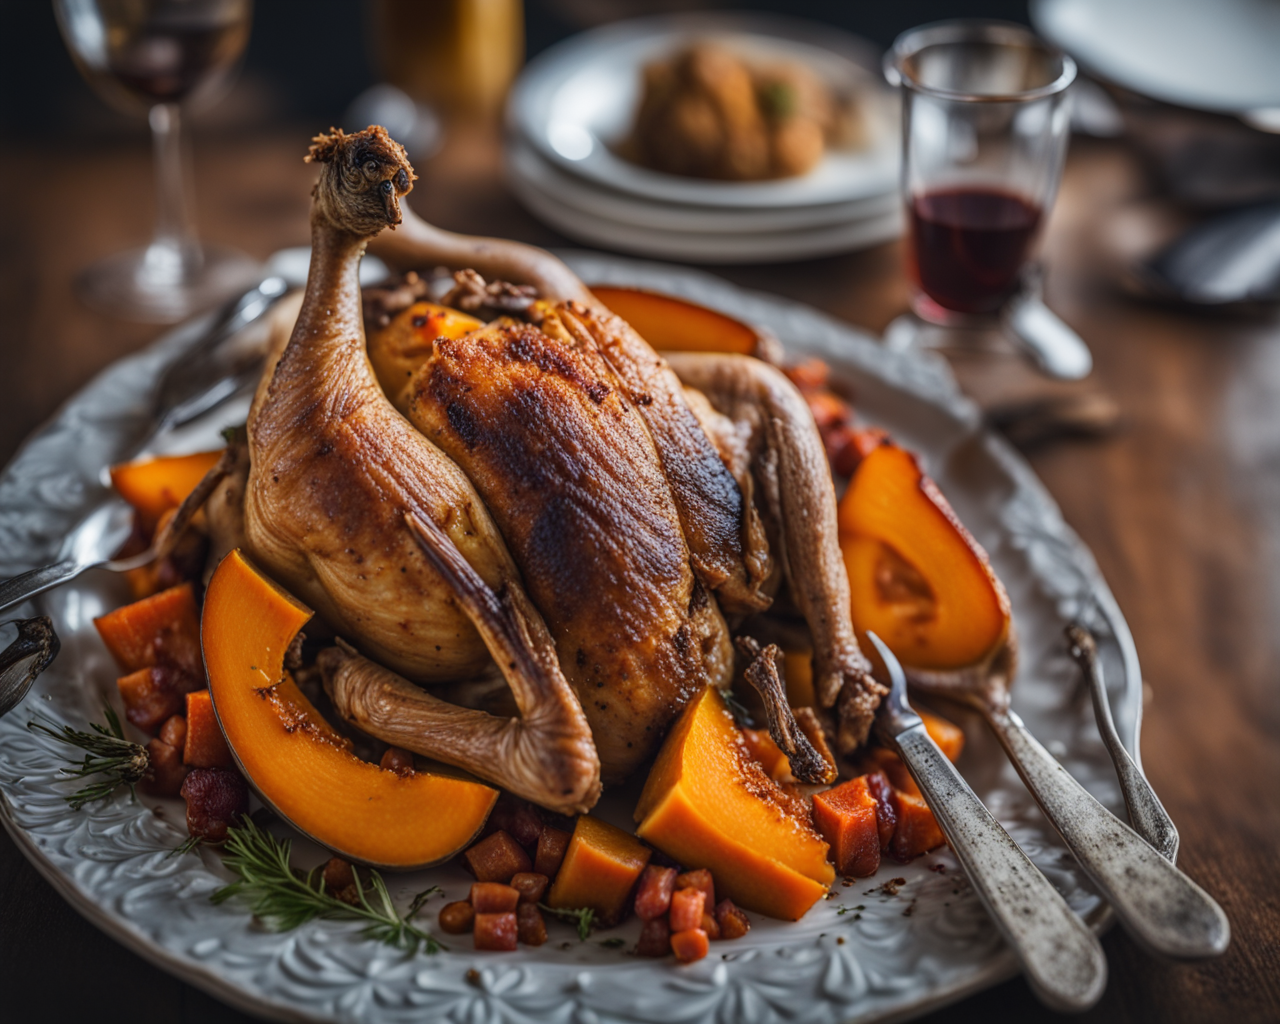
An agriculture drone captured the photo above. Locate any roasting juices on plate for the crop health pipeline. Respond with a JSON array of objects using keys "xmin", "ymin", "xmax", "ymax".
[{"xmin": 53, "ymin": 125, "xmax": 1013, "ymax": 964}]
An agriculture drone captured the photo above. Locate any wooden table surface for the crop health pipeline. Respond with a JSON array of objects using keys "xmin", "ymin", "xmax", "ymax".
[{"xmin": 1, "ymin": 123, "xmax": 1276, "ymax": 1024}]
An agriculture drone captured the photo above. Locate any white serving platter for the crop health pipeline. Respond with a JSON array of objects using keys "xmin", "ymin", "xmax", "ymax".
[{"xmin": 0, "ymin": 252, "xmax": 1147, "ymax": 1024}]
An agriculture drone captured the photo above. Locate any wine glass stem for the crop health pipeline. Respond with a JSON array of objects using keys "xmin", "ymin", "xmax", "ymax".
[{"xmin": 147, "ymin": 103, "xmax": 201, "ymax": 282}]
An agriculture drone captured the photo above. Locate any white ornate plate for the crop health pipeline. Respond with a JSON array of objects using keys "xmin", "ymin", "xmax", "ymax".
[{"xmin": 0, "ymin": 253, "xmax": 1147, "ymax": 1024}]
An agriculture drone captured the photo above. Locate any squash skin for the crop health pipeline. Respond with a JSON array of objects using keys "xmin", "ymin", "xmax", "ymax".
[
  {"xmin": 634, "ymin": 687, "xmax": 833, "ymax": 921},
  {"xmin": 838, "ymin": 443, "xmax": 1010, "ymax": 670},
  {"xmin": 202, "ymin": 549, "xmax": 498, "ymax": 869}
]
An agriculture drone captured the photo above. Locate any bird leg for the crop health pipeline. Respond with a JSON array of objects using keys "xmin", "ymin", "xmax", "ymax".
[
  {"xmin": 666, "ymin": 351, "xmax": 886, "ymax": 751},
  {"xmin": 734, "ymin": 636, "xmax": 835, "ymax": 784},
  {"xmin": 322, "ymin": 512, "xmax": 601, "ymax": 814}
]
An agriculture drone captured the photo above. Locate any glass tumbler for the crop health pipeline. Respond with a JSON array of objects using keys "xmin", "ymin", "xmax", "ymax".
[{"xmin": 885, "ymin": 21, "xmax": 1076, "ymax": 324}]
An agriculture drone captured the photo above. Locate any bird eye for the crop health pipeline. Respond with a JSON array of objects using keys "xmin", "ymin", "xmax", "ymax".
[
  {"xmin": 395, "ymin": 168, "xmax": 409, "ymax": 192},
  {"xmin": 380, "ymin": 180, "xmax": 394, "ymax": 196}
]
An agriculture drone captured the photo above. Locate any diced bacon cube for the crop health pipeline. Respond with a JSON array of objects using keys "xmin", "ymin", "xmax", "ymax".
[
  {"xmin": 671, "ymin": 928, "xmax": 710, "ymax": 963},
  {"xmin": 633, "ymin": 865, "xmax": 677, "ymax": 921},
  {"xmin": 516, "ymin": 903, "xmax": 547, "ymax": 946},
  {"xmin": 668, "ymin": 887, "xmax": 705, "ymax": 932},
  {"xmin": 464, "ymin": 830, "xmax": 532, "ymax": 882},
  {"xmin": 470, "ymin": 882, "xmax": 520, "ymax": 913},
  {"xmin": 634, "ymin": 917, "xmax": 671, "ymax": 958},
  {"xmin": 510, "ymin": 872, "xmax": 549, "ymax": 904},
  {"xmin": 534, "ymin": 824, "xmax": 571, "ymax": 878},
  {"xmin": 474, "ymin": 911, "xmax": 518, "ymax": 951},
  {"xmin": 675, "ymin": 868, "xmax": 715, "ymax": 907},
  {"xmin": 714, "ymin": 898, "xmax": 751, "ymax": 940}
]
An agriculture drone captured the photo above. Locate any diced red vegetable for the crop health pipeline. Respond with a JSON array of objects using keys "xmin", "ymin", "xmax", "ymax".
[
  {"xmin": 812, "ymin": 775, "xmax": 882, "ymax": 878},
  {"xmin": 379, "ymin": 747, "xmax": 415, "ymax": 775},
  {"xmin": 669, "ymin": 887, "xmax": 705, "ymax": 932},
  {"xmin": 158, "ymin": 714, "xmax": 187, "ymax": 750},
  {"xmin": 862, "ymin": 747, "xmax": 920, "ymax": 797},
  {"xmin": 634, "ymin": 917, "xmax": 672, "ymax": 958},
  {"xmin": 438, "ymin": 901, "xmax": 475, "ymax": 934},
  {"xmin": 470, "ymin": 882, "xmax": 520, "ymax": 913},
  {"xmin": 864, "ymin": 770, "xmax": 897, "ymax": 850},
  {"xmin": 139, "ymin": 738, "xmax": 187, "ymax": 797},
  {"xmin": 180, "ymin": 767, "xmax": 248, "ymax": 843},
  {"xmin": 117, "ymin": 665, "xmax": 202, "ymax": 734},
  {"xmin": 509, "ymin": 872, "xmax": 549, "ymax": 905},
  {"xmin": 671, "ymin": 928, "xmax": 710, "ymax": 963},
  {"xmin": 474, "ymin": 911, "xmax": 518, "ymax": 951},
  {"xmin": 675, "ymin": 868, "xmax": 715, "ymax": 908},
  {"xmin": 889, "ymin": 789, "xmax": 946, "ymax": 862},
  {"xmin": 806, "ymin": 391, "xmax": 852, "ymax": 432},
  {"xmin": 534, "ymin": 824, "xmax": 571, "ymax": 878},
  {"xmin": 634, "ymin": 865, "xmax": 677, "ymax": 921},
  {"xmin": 516, "ymin": 903, "xmax": 547, "ymax": 946},
  {"xmin": 183, "ymin": 690, "xmax": 234, "ymax": 768},
  {"xmin": 486, "ymin": 795, "xmax": 544, "ymax": 848},
  {"xmin": 784, "ymin": 357, "xmax": 829, "ymax": 392},
  {"xmin": 465, "ymin": 830, "xmax": 532, "ymax": 882},
  {"xmin": 714, "ymin": 898, "xmax": 751, "ymax": 940},
  {"xmin": 701, "ymin": 911, "xmax": 721, "ymax": 940},
  {"xmin": 93, "ymin": 582, "xmax": 203, "ymax": 677}
]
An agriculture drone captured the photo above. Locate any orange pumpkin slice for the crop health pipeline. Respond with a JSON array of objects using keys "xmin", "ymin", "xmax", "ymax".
[
  {"xmin": 635, "ymin": 686, "xmax": 834, "ymax": 920},
  {"xmin": 202, "ymin": 549, "xmax": 497, "ymax": 867},
  {"xmin": 838, "ymin": 441, "xmax": 1010, "ymax": 670}
]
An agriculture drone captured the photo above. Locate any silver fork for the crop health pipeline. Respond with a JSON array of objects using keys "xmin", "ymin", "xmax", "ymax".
[
  {"xmin": 867, "ymin": 631, "xmax": 1108, "ymax": 1012},
  {"xmin": 0, "ymin": 275, "xmax": 287, "ymax": 621}
]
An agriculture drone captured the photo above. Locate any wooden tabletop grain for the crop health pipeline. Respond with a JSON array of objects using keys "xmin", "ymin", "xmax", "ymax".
[{"xmin": 1, "ymin": 123, "xmax": 1276, "ymax": 1024}]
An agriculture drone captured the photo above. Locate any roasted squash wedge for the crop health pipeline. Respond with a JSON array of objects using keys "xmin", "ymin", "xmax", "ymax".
[
  {"xmin": 590, "ymin": 286, "xmax": 766, "ymax": 356},
  {"xmin": 202, "ymin": 549, "xmax": 497, "ymax": 868},
  {"xmin": 838, "ymin": 441, "xmax": 1010, "ymax": 669},
  {"xmin": 634, "ymin": 686, "xmax": 833, "ymax": 920},
  {"xmin": 110, "ymin": 450, "xmax": 223, "ymax": 530}
]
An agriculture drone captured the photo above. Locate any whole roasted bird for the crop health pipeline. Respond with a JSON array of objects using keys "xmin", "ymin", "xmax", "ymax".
[{"xmin": 218, "ymin": 126, "xmax": 883, "ymax": 813}]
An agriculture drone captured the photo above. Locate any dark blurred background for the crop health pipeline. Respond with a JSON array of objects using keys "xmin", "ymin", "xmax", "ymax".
[{"xmin": 2, "ymin": 0, "xmax": 1030, "ymax": 140}]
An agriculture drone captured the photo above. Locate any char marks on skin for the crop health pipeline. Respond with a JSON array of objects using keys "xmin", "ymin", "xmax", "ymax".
[
  {"xmin": 556, "ymin": 302, "xmax": 773, "ymax": 617},
  {"xmin": 407, "ymin": 315, "xmax": 733, "ymax": 779}
]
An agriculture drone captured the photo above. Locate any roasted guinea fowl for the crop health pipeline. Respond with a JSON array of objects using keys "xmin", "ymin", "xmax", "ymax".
[{"xmin": 221, "ymin": 126, "xmax": 882, "ymax": 812}]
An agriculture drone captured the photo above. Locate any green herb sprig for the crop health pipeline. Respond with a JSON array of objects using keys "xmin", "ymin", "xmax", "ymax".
[
  {"xmin": 539, "ymin": 903, "xmax": 596, "ymax": 941},
  {"xmin": 28, "ymin": 706, "xmax": 149, "ymax": 809},
  {"xmin": 211, "ymin": 817, "xmax": 443, "ymax": 954}
]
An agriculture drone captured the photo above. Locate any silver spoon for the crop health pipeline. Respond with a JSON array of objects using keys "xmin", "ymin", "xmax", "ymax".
[
  {"xmin": 905, "ymin": 639, "xmax": 1230, "ymax": 960},
  {"xmin": 867, "ymin": 632, "xmax": 1108, "ymax": 1013},
  {"xmin": 0, "ymin": 276, "xmax": 289, "ymax": 620}
]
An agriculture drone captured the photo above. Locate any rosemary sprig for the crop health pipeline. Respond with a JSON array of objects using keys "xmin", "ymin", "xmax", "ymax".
[
  {"xmin": 211, "ymin": 817, "xmax": 443, "ymax": 954},
  {"xmin": 168, "ymin": 833, "xmax": 204, "ymax": 860},
  {"xmin": 539, "ymin": 903, "xmax": 596, "ymax": 941},
  {"xmin": 719, "ymin": 686, "xmax": 755, "ymax": 728},
  {"xmin": 28, "ymin": 706, "xmax": 150, "ymax": 809},
  {"xmin": 407, "ymin": 885, "xmax": 443, "ymax": 917}
]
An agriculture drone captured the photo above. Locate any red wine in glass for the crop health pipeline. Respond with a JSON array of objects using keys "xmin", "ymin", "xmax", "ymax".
[{"xmin": 908, "ymin": 188, "xmax": 1043, "ymax": 315}]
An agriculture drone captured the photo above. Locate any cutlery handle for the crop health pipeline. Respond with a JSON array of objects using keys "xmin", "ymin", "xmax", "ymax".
[
  {"xmin": 890, "ymin": 724, "xmax": 1107, "ymax": 1012},
  {"xmin": 0, "ymin": 560, "xmax": 83, "ymax": 615},
  {"xmin": 989, "ymin": 710, "xmax": 1230, "ymax": 960}
]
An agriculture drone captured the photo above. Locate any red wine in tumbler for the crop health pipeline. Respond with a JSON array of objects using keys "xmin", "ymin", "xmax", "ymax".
[{"xmin": 908, "ymin": 188, "xmax": 1043, "ymax": 314}]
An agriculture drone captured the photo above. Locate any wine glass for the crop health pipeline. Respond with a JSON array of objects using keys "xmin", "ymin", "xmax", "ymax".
[{"xmin": 54, "ymin": 0, "xmax": 260, "ymax": 323}]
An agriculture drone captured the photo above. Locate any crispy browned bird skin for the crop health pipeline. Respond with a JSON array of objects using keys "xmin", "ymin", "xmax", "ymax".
[
  {"xmin": 242, "ymin": 126, "xmax": 600, "ymax": 812},
  {"xmin": 406, "ymin": 313, "xmax": 732, "ymax": 779}
]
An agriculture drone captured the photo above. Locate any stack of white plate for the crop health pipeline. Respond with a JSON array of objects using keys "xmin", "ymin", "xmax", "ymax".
[{"xmin": 505, "ymin": 14, "xmax": 904, "ymax": 264}]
